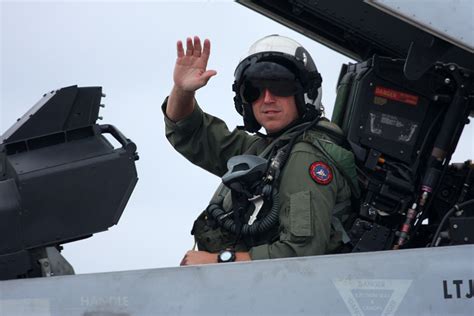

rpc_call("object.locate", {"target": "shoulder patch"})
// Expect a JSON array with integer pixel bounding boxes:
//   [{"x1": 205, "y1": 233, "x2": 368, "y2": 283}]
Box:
[{"x1": 309, "y1": 161, "x2": 333, "y2": 185}]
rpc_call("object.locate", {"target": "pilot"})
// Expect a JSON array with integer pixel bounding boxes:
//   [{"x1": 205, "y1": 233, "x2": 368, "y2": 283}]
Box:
[{"x1": 163, "y1": 35, "x2": 359, "y2": 265}]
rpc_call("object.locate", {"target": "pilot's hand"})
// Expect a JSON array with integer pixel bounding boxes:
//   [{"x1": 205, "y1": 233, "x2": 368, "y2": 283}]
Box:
[
  {"x1": 180, "y1": 250, "x2": 217, "y2": 266},
  {"x1": 173, "y1": 36, "x2": 217, "y2": 93}
]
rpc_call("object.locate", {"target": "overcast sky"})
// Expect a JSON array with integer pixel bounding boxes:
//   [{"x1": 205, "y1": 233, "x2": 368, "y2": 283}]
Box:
[{"x1": 1, "y1": 0, "x2": 473, "y2": 274}]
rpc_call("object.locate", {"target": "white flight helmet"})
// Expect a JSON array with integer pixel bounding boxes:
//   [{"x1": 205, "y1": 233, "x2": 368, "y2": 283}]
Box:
[{"x1": 233, "y1": 34, "x2": 323, "y2": 132}]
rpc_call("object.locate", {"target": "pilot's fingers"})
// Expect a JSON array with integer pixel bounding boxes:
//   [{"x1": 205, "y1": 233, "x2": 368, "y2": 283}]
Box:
[
  {"x1": 193, "y1": 36, "x2": 202, "y2": 57},
  {"x1": 202, "y1": 38, "x2": 211, "y2": 60},
  {"x1": 180, "y1": 253, "x2": 188, "y2": 266},
  {"x1": 185, "y1": 37, "x2": 194, "y2": 56},
  {"x1": 177, "y1": 40, "x2": 184, "y2": 58},
  {"x1": 201, "y1": 70, "x2": 217, "y2": 84}
]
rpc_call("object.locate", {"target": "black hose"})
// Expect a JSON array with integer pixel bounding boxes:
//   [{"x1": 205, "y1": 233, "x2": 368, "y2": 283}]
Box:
[
  {"x1": 207, "y1": 190, "x2": 280, "y2": 236},
  {"x1": 242, "y1": 190, "x2": 280, "y2": 235},
  {"x1": 258, "y1": 190, "x2": 280, "y2": 232},
  {"x1": 207, "y1": 116, "x2": 320, "y2": 236}
]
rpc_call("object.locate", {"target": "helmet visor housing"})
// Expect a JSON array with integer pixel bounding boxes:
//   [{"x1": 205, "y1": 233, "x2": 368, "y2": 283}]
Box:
[
  {"x1": 240, "y1": 79, "x2": 302, "y2": 104},
  {"x1": 240, "y1": 61, "x2": 302, "y2": 104}
]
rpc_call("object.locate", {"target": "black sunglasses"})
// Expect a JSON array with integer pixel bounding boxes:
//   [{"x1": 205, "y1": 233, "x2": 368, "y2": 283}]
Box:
[{"x1": 240, "y1": 79, "x2": 302, "y2": 104}]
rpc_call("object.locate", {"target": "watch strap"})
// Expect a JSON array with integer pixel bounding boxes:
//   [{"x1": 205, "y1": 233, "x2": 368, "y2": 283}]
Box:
[{"x1": 217, "y1": 249, "x2": 236, "y2": 263}]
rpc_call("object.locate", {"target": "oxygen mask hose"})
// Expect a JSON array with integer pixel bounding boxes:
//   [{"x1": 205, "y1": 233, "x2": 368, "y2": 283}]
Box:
[
  {"x1": 208, "y1": 116, "x2": 321, "y2": 237},
  {"x1": 207, "y1": 154, "x2": 277, "y2": 236}
]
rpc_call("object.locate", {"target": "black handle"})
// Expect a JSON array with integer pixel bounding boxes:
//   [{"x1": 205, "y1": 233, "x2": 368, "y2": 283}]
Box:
[{"x1": 98, "y1": 124, "x2": 138, "y2": 159}]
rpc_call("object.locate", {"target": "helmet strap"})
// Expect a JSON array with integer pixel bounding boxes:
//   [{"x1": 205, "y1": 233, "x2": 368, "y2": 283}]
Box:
[
  {"x1": 307, "y1": 72, "x2": 322, "y2": 99},
  {"x1": 242, "y1": 103, "x2": 261, "y2": 133}
]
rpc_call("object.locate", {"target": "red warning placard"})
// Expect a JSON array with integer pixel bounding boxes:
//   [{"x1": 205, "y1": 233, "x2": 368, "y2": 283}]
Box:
[{"x1": 375, "y1": 86, "x2": 419, "y2": 106}]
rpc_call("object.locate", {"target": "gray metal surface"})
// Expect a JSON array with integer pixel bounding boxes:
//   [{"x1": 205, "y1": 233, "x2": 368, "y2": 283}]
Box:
[
  {"x1": 1, "y1": 245, "x2": 473, "y2": 315},
  {"x1": 368, "y1": 0, "x2": 474, "y2": 52},
  {"x1": 236, "y1": 1, "x2": 474, "y2": 71}
]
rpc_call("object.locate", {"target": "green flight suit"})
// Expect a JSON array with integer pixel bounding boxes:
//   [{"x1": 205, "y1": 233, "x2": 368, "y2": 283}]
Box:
[{"x1": 163, "y1": 99, "x2": 358, "y2": 260}]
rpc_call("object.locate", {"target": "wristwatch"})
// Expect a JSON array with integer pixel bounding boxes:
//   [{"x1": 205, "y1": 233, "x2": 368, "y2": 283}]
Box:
[{"x1": 217, "y1": 249, "x2": 236, "y2": 263}]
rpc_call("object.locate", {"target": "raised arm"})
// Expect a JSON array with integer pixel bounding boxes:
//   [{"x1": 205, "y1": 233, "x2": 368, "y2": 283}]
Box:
[{"x1": 166, "y1": 36, "x2": 217, "y2": 122}]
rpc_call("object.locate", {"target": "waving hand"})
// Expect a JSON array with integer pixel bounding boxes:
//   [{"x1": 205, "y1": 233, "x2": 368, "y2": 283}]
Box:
[
  {"x1": 166, "y1": 36, "x2": 217, "y2": 122},
  {"x1": 174, "y1": 36, "x2": 217, "y2": 92}
]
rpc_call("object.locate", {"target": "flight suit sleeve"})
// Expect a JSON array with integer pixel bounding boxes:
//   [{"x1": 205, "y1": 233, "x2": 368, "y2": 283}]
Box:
[
  {"x1": 162, "y1": 97, "x2": 259, "y2": 177},
  {"x1": 249, "y1": 141, "x2": 351, "y2": 259}
]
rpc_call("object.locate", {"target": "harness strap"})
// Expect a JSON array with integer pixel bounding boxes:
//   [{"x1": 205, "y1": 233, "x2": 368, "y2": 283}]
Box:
[{"x1": 331, "y1": 200, "x2": 352, "y2": 244}]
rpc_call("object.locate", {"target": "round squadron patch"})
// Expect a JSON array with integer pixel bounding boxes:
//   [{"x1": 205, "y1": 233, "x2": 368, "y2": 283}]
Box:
[{"x1": 309, "y1": 161, "x2": 333, "y2": 185}]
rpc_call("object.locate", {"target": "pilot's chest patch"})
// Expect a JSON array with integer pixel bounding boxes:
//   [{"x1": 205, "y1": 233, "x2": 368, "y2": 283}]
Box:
[{"x1": 309, "y1": 161, "x2": 333, "y2": 185}]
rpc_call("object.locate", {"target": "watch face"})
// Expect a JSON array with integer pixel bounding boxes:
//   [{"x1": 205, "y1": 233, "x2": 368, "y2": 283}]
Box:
[{"x1": 220, "y1": 251, "x2": 233, "y2": 262}]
